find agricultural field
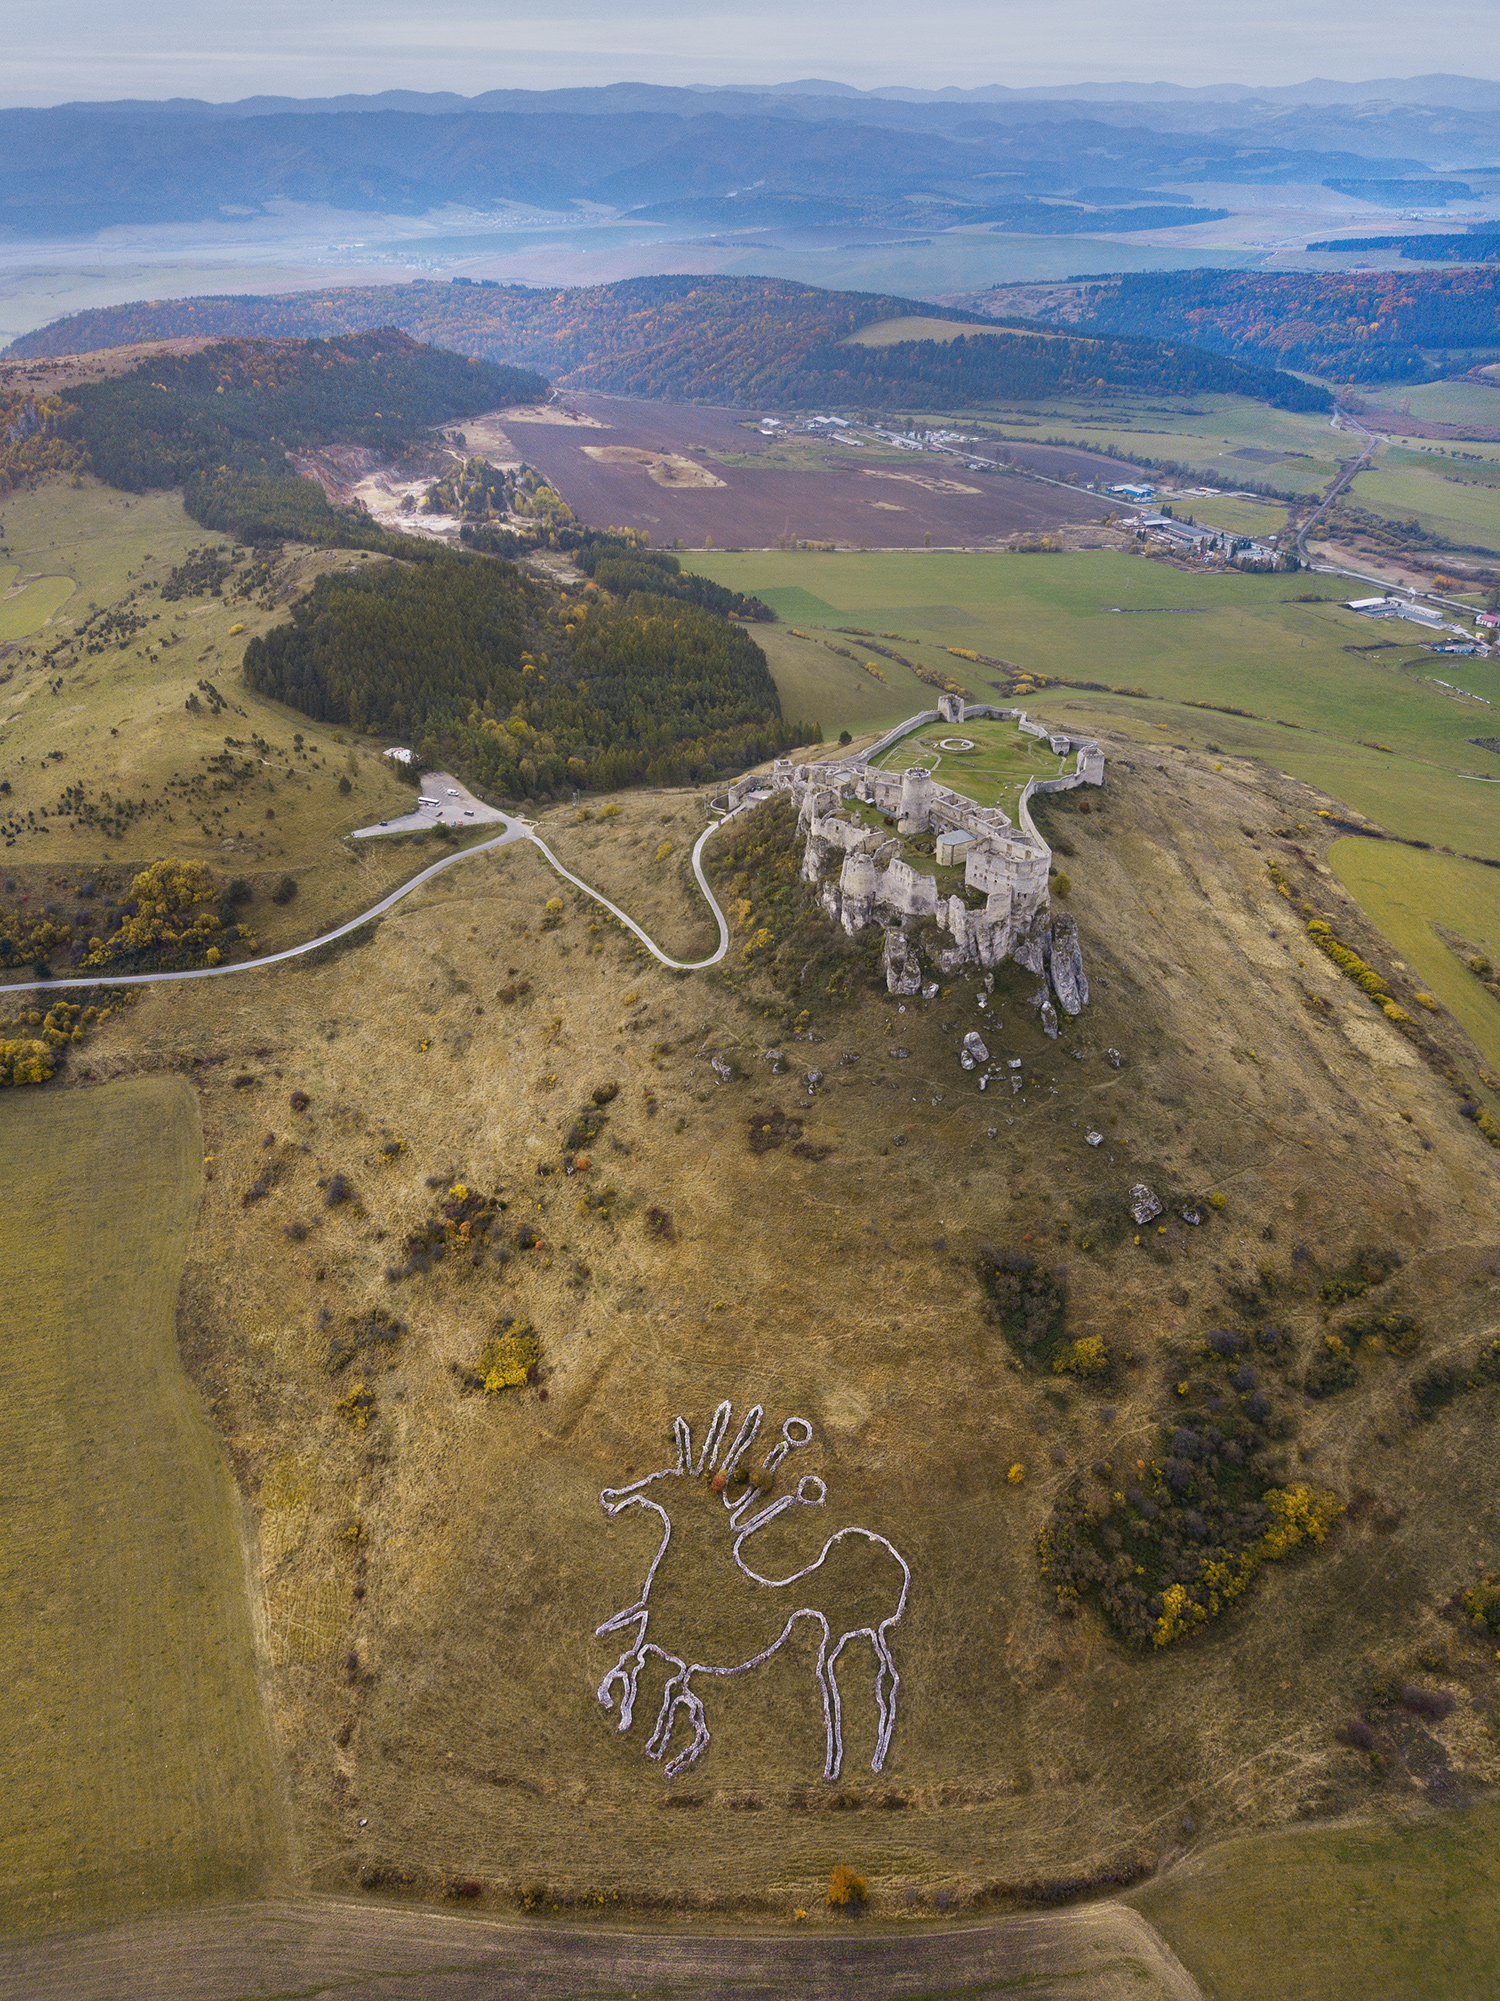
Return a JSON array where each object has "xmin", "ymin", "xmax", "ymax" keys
[
  {"xmin": 686, "ymin": 548, "xmax": 1500, "ymax": 864},
  {"xmin": 949, "ymin": 391, "xmax": 1345, "ymax": 498},
  {"xmin": 41, "ymin": 728, "xmax": 1497, "ymax": 1929},
  {"xmin": 1132, "ymin": 1800, "xmax": 1500, "ymax": 2001},
  {"xmin": 1347, "ymin": 453, "xmax": 1500, "ymax": 555},
  {"xmin": 507, "ymin": 396, "xmax": 1109, "ymax": 551},
  {"xmin": 0, "ymin": 1077, "xmax": 285, "ymax": 1936},
  {"xmin": 1364, "ymin": 378, "xmax": 1500, "ymax": 435}
]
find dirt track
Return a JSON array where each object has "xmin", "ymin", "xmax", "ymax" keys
[
  {"xmin": 0, "ymin": 1894, "xmax": 1204, "ymax": 2001},
  {"xmin": 505, "ymin": 395, "xmax": 1110, "ymax": 548}
]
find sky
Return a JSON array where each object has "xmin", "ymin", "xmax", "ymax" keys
[{"xmin": 2, "ymin": 0, "xmax": 1498, "ymax": 106}]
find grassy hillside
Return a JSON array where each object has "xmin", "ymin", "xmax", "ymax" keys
[
  {"xmin": 81, "ymin": 734, "xmax": 1500, "ymax": 1920},
  {"xmin": 0, "ymin": 1077, "xmax": 285, "ymax": 1936}
]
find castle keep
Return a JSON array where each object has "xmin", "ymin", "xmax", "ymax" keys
[{"xmin": 762, "ymin": 696, "xmax": 1104, "ymax": 1028}]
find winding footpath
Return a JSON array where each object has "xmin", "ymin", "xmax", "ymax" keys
[{"xmin": 0, "ymin": 801, "xmax": 757, "ymax": 1000}]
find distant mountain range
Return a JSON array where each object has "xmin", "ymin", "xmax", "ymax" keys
[{"xmin": 0, "ymin": 78, "xmax": 1495, "ymax": 242}]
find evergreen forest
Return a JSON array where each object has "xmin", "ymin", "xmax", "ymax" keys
[{"xmin": 242, "ymin": 555, "xmax": 808, "ymax": 796}]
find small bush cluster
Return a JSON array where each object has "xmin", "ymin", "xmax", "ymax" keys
[
  {"xmin": 457, "ymin": 1318, "xmax": 541, "ymax": 1394},
  {"xmin": 0, "ymin": 1037, "xmax": 54, "ymax": 1086},
  {"xmin": 1461, "ymin": 1576, "xmax": 1500, "ymax": 1635},
  {"xmin": 976, "ymin": 1248, "xmax": 1069, "ymax": 1370},
  {"xmin": 1041, "ymin": 1332, "xmax": 1341, "ymax": 1647},
  {"xmin": 826, "ymin": 1865, "xmax": 868, "ymax": 1910},
  {"xmin": 748, "ymin": 1107, "xmax": 803, "ymax": 1154},
  {"xmin": 1319, "ymin": 1245, "xmax": 1401, "ymax": 1307},
  {"xmin": 389, "ymin": 1180, "xmax": 506, "ymax": 1278},
  {"xmin": 1304, "ymin": 919, "xmax": 1415, "ymax": 1031},
  {"xmin": 326, "ymin": 1306, "xmax": 405, "ymax": 1375},
  {"xmin": 335, "ymin": 1381, "xmax": 377, "ymax": 1428}
]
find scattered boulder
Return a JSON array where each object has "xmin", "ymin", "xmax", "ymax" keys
[
  {"xmin": 1014, "ymin": 909, "xmax": 1050, "ymax": 976},
  {"xmin": 1048, "ymin": 911, "xmax": 1089, "ymax": 1017},
  {"xmin": 883, "ymin": 927, "xmax": 922, "ymax": 996},
  {"xmin": 1040, "ymin": 998, "xmax": 1059, "ymax": 1040},
  {"xmin": 1086, "ymin": 1130, "xmax": 1103, "ymax": 1147},
  {"xmin": 962, "ymin": 1030, "xmax": 990, "ymax": 1064},
  {"xmin": 1129, "ymin": 1184, "xmax": 1163, "ymax": 1225},
  {"xmin": 710, "ymin": 1053, "xmax": 733, "ymax": 1085}
]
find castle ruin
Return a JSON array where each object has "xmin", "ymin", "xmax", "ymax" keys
[{"xmin": 761, "ymin": 696, "xmax": 1104, "ymax": 1029}]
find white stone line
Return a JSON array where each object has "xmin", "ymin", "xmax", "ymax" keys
[
  {"xmin": 0, "ymin": 797, "xmax": 761, "ymax": 998},
  {"xmin": 594, "ymin": 1403, "xmax": 911, "ymax": 1781}
]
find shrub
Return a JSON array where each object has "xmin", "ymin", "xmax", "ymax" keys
[
  {"xmin": 1400, "ymin": 1685, "xmax": 1457, "ymax": 1721},
  {"xmin": 289, "ymin": 1089, "xmax": 311, "ymax": 1111},
  {"xmin": 1338, "ymin": 1717, "xmax": 1379, "ymax": 1752},
  {"xmin": 1304, "ymin": 1334, "xmax": 1358, "ymax": 1399},
  {"xmin": 977, "ymin": 1248, "xmax": 1067, "ymax": 1369},
  {"xmin": 271, "ymin": 874, "xmax": 299, "ymax": 904},
  {"xmin": 1320, "ymin": 1246, "xmax": 1400, "ymax": 1306},
  {"xmin": 1052, "ymin": 870, "xmax": 1071, "ymax": 899},
  {"xmin": 591, "ymin": 1079, "xmax": 619, "ymax": 1106},
  {"xmin": 1461, "ymin": 1577, "xmax": 1500, "ymax": 1635},
  {"xmin": 1342, "ymin": 1312, "xmax": 1422, "ymax": 1357},
  {"xmin": 749, "ymin": 1107, "xmax": 802, "ymax": 1153},
  {"xmin": 827, "ymin": 1865, "xmax": 868, "ymax": 1909},
  {"xmin": 335, "ymin": 1381, "xmax": 376, "ymax": 1427},
  {"xmin": 1053, "ymin": 1334, "xmax": 1110, "ymax": 1378},
  {"xmin": 1412, "ymin": 1362, "xmax": 1461, "ymax": 1417},
  {"xmin": 323, "ymin": 1172, "xmax": 355, "ymax": 1207},
  {"xmin": 655, "ymin": 840, "xmax": 674, "ymax": 861},
  {"xmin": 0, "ymin": 1038, "xmax": 57, "ymax": 1087},
  {"xmin": 475, "ymin": 1322, "xmax": 540, "ymax": 1392},
  {"xmin": 644, "ymin": 1205, "xmax": 675, "ymax": 1241}
]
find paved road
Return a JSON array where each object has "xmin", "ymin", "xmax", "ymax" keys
[
  {"xmin": 0, "ymin": 1893, "xmax": 1204, "ymax": 2001},
  {"xmin": 0, "ymin": 799, "xmax": 762, "ymax": 1001}
]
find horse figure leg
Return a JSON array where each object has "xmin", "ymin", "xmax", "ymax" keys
[{"xmin": 646, "ymin": 1657, "xmax": 710, "ymax": 1777}]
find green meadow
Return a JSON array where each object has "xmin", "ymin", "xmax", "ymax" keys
[
  {"xmin": 1329, "ymin": 838, "xmax": 1500, "ymax": 1076},
  {"xmin": 1132, "ymin": 1802, "xmax": 1500, "ymax": 2001},
  {"xmin": 1350, "ymin": 454, "xmax": 1500, "ymax": 554}
]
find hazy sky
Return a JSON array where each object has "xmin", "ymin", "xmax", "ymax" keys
[{"xmin": 3, "ymin": 0, "xmax": 1498, "ymax": 104}]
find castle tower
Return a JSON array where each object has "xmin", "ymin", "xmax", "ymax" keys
[
  {"xmin": 938, "ymin": 692, "xmax": 966, "ymax": 724},
  {"xmin": 898, "ymin": 766, "xmax": 935, "ymax": 834}
]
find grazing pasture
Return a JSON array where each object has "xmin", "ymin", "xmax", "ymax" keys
[
  {"xmin": 0, "ymin": 1076, "xmax": 284, "ymax": 1937},
  {"xmin": 1132, "ymin": 1801, "xmax": 1500, "ymax": 2001}
]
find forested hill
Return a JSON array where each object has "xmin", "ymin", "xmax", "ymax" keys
[
  {"xmin": 10, "ymin": 274, "xmax": 1327, "ymax": 412},
  {"xmin": 1049, "ymin": 267, "xmax": 1500, "ymax": 384},
  {"xmin": 243, "ymin": 555, "xmax": 805, "ymax": 795},
  {"xmin": 45, "ymin": 330, "xmax": 546, "ymax": 543}
]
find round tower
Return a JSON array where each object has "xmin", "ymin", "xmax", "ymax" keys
[{"xmin": 898, "ymin": 766, "xmax": 935, "ymax": 833}]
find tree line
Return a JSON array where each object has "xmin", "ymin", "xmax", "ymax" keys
[
  {"xmin": 10, "ymin": 272, "xmax": 1324, "ymax": 413},
  {"xmin": 1067, "ymin": 268, "xmax": 1500, "ymax": 385}
]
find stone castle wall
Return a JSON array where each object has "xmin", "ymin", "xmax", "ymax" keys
[{"xmin": 764, "ymin": 696, "xmax": 1103, "ymax": 1019}]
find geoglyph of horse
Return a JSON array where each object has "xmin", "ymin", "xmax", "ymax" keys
[{"xmin": 594, "ymin": 1401, "xmax": 910, "ymax": 1780}]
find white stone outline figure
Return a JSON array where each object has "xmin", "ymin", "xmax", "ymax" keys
[{"xmin": 594, "ymin": 1402, "xmax": 910, "ymax": 1780}]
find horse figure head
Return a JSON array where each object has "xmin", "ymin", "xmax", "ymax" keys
[{"xmin": 594, "ymin": 1400, "xmax": 908, "ymax": 1782}]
